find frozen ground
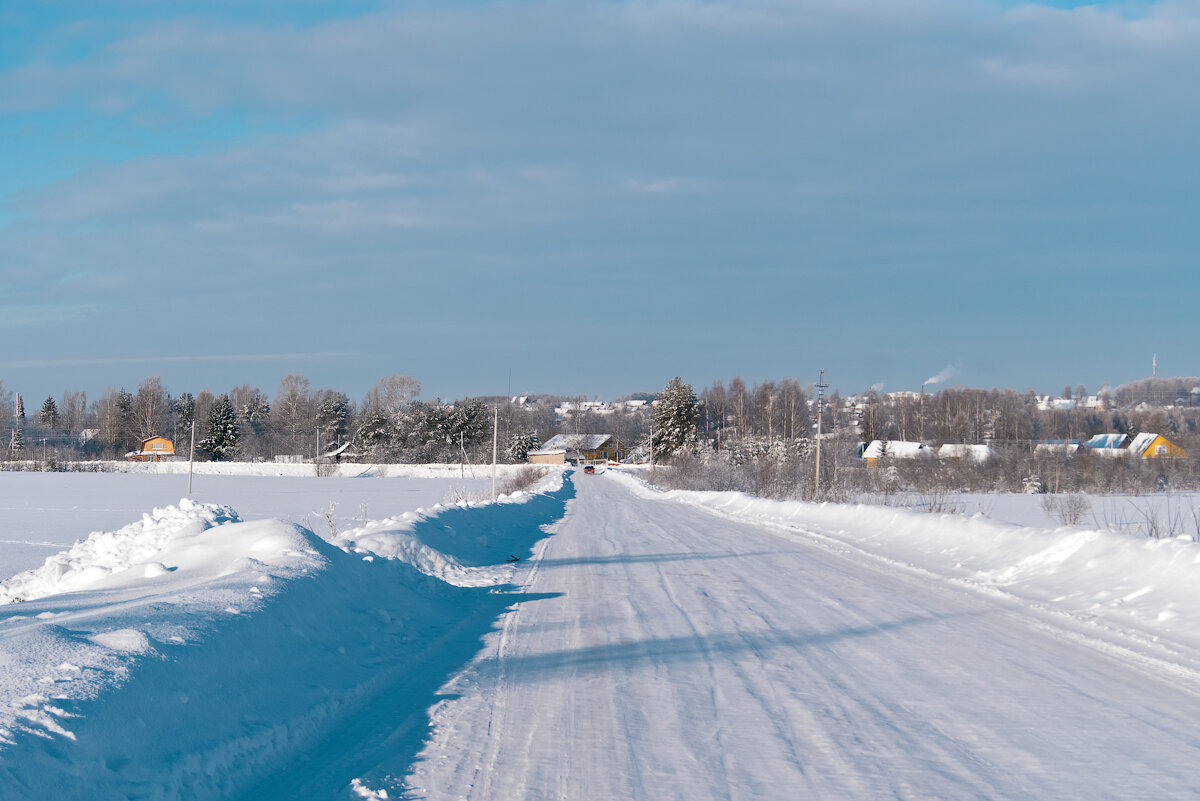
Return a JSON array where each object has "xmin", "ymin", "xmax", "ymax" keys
[
  {"xmin": 5, "ymin": 467, "xmax": 1200, "ymax": 798},
  {"xmin": 0, "ymin": 465, "xmax": 529, "ymax": 579}
]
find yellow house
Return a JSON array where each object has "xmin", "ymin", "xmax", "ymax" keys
[
  {"xmin": 127, "ymin": 436, "xmax": 176, "ymax": 462},
  {"xmin": 1129, "ymin": 433, "xmax": 1188, "ymax": 459}
]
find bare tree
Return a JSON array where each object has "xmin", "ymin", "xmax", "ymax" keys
[
  {"xmin": 362, "ymin": 374, "xmax": 421, "ymax": 419},
  {"xmin": 273, "ymin": 374, "xmax": 314, "ymax": 439},
  {"xmin": 133, "ymin": 376, "xmax": 170, "ymax": 440}
]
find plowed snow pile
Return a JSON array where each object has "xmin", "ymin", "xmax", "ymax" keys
[
  {"xmin": 0, "ymin": 500, "xmax": 325, "ymax": 748},
  {"xmin": 0, "ymin": 474, "xmax": 572, "ymax": 800}
]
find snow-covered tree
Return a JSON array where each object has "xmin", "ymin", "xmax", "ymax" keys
[
  {"xmin": 238, "ymin": 389, "xmax": 271, "ymax": 434},
  {"xmin": 507, "ymin": 431, "xmax": 541, "ymax": 462},
  {"xmin": 316, "ymin": 391, "xmax": 350, "ymax": 441},
  {"xmin": 15, "ymin": 394, "xmax": 24, "ymax": 426},
  {"xmin": 353, "ymin": 408, "xmax": 394, "ymax": 458},
  {"xmin": 10, "ymin": 426, "xmax": 22, "ymax": 452},
  {"xmin": 198, "ymin": 394, "xmax": 239, "ymax": 461},
  {"xmin": 38, "ymin": 396, "xmax": 59, "ymax": 430},
  {"xmin": 652, "ymin": 377, "xmax": 699, "ymax": 462}
]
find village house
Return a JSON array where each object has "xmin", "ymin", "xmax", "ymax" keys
[
  {"xmin": 1128, "ymin": 433, "xmax": 1188, "ymax": 459},
  {"xmin": 125, "ymin": 436, "xmax": 175, "ymax": 462},
  {"xmin": 858, "ymin": 440, "xmax": 929, "ymax": 467},
  {"xmin": 528, "ymin": 434, "xmax": 625, "ymax": 465}
]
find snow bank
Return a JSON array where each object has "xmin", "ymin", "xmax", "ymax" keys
[
  {"xmin": 334, "ymin": 468, "xmax": 567, "ymax": 586},
  {"xmin": 607, "ymin": 470, "xmax": 1200, "ymax": 658},
  {"xmin": 0, "ymin": 501, "xmax": 324, "ymax": 755},
  {"xmin": 0, "ymin": 473, "xmax": 573, "ymax": 798},
  {"xmin": 0, "ymin": 500, "xmax": 241, "ymax": 603}
]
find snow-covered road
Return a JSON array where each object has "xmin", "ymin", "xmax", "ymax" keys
[{"xmin": 400, "ymin": 471, "xmax": 1200, "ymax": 800}]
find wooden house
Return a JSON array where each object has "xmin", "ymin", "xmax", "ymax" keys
[
  {"xmin": 126, "ymin": 436, "xmax": 175, "ymax": 462},
  {"xmin": 529, "ymin": 434, "xmax": 625, "ymax": 464},
  {"xmin": 1128, "ymin": 433, "xmax": 1188, "ymax": 459},
  {"xmin": 858, "ymin": 440, "xmax": 929, "ymax": 467}
]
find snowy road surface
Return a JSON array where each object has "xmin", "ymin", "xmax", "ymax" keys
[{"xmin": 399, "ymin": 472, "xmax": 1200, "ymax": 800}]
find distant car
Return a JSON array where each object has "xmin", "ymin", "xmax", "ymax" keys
[{"xmin": 583, "ymin": 465, "xmax": 595, "ymax": 474}]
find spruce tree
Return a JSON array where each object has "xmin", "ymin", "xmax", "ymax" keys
[
  {"xmin": 652, "ymin": 377, "xmax": 699, "ymax": 462},
  {"xmin": 507, "ymin": 431, "xmax": 541, "ymax": 462},
  {"xmin": 316, "ymin": 392, "xmax": 350, "ymax": 441},
  {"xmin": 15, "ymin": 394, "xmax": 24, "ymax": 426},
  {"xmin": 39, "ymin": 396, "xmax": 60, "ymax": 430},
  {"xmin": 197, "ymin": 394, "xmax": 239, "ymax": 461}
]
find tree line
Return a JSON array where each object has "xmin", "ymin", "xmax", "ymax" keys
[{"xmin": 0, "ymin": 374, "xmax": 656, "ymax": 465}]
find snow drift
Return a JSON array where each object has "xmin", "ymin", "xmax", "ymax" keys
[{"xmin": 0, "ymin": 475, "xmax": 573, "ymax": 799}]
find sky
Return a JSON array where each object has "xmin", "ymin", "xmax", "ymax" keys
[{"xmin": 2, "ymin": 0, "xmax": 1197, "ymax": 404}]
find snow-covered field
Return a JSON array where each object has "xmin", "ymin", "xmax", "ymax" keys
[
  {"xmin": 0, "ymin": 464, "xmax": 536, "ymax": 578},
  {"xmin": 7, "ymin": 466, "xmax": 1200, "ymax": 798}
]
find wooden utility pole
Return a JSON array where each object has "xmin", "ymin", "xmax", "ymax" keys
[
  {"xmin": 815, "ymin": 369, "xmax": 828, "ymax": 498},
  {"xmin": 187, "ymin": 419, "xmax": 195, "ymax": 495},
  {"xmin": 491, "ymin": 406, "xmax": 499, "ymax": 501}
]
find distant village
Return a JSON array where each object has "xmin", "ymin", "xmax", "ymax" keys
[{"xmin": 3, "ymin": 374, "xmax": 1198, "ymax": 497}]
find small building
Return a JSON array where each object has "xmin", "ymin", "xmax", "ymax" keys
[
  {"xmin": 532, "ymin": 434, "xmax": 625, "ymax": 464},
  {"xmin": 1128, "ymin": 433, "xmax": 1188, "ymax": 459},
  {"xmin": 527, "ymin": 448, "xmax": 568, "ymax": 465},
  {"xmin": 859, "ymin": 440, "xmax": 929, "ymax": 466},
  {"xmin": 321, "ymin": 442, "xmax": 360, "ymax": 463},
  {"xmin": 1083, "ymin": 433, "xmax": 1129, "ymax": 455},
  {"xmin": 937, "ymin": 443, "xmax": 994, "ymax": 464},
  {"xmin": 1035, "ymin": 439, "xmax": 1080, "ymax": 455},
  {"xmin": 126, "ymin": 436, "xmax": 175, "ymax": 462}
]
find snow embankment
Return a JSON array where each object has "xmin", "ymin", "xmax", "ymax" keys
[
  {"xmin": 609, "ymin": 470, "xmax": 1200, "ymax": 658},
  {"xmin": 0, "ymin": 474, "xmax": 573, "ymax": 799},
  {"xmin": 0, "ymin": 500, "xmax": 324, "ymax": 750},
  {"xmin": 333, "ymin": 469, "xmax": 565, "ymax": 587}
]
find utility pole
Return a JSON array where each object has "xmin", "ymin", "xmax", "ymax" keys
[
  {"xmin": 491, "ymin": 406, "xmax": 498, "ymax": 501},
  {"xmin": 187, "ymin": 419, "xmax": 195, "ymax": 495},
  {"xmin": 815, "ymin": 369, "xmax": 828, "ymax": 498},
  {"xmin": 649, "ymin": 413, "xmax": 654, "ymax": 469}
]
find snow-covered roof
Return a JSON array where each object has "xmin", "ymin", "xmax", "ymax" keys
[
  {"xmin": 1083, "ymin": 434, "xmax": 1128, "ymax": 449},
  {"xmin": 527, "ymin": 448, "xmax": 567, "ymax": 456},
  {"xmin": 540, "ymin": 434, "xmax": 614, "ymax": 451},
  {"xmin": 861, "ymin": 440, "xmax": 928, "ymax": 460},
  {"xmin": 937, "ymin": 444, "xmax": 993, "ymax": 463},
  {"xmin": 1128, "ymin": 433, "xmax": 1160, "ymax": 457},
  {"xmin": 1035, "ymin": 440, "xmax": 1079, "ymax": 454}
]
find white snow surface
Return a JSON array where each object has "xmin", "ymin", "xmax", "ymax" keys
[
  {"xmin": 11, "ymin": 467, "xmax": 1200, "ymax": 797},
  {"xmin": 0, "ymin": 469, "xmax": 570, "ymax": 798}
]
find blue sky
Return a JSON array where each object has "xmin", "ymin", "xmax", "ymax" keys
[{"xmin": 2, "ymin": 0, "xmax": 1198, "ymax": 403}]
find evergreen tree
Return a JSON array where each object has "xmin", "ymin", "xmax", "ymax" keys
[
  {"xmin": 15, "ymin": 394, "xmax": 24, "ymax": 426},
  {"xmin": 652, "ymin": 377, "xmax": 699, "ymax": 462},
  {"xmin": 353, "ymin": 409, "xmax": 394, "ymax": 458},
  {"xmin": 174, "ymin": 393, "xmax": 195, "ymax": 436},
  {"xmin": 240, "ymin": 391, "xmax": 271, "ymax": 434},
  {"xmin": 507, "ymin": 431, "xmax": 541, "ymax": 462},
  {"xmin": 197, "ymin": 394, "xmax": 239, "ymax": 461},
  {"xmin": 10, "ymin": 426, "xmax": 22, "ymax": 452},
  {"xmin": 316, "ymin": 392, "xmax": 351, "ymax": 441},
  {"xmin": 39, "ymin": 396, "xmax": 60, "ymax": 430},
  {"xmin": 115, "ymin": 388, "xmax": 135, "ymax": 451}
]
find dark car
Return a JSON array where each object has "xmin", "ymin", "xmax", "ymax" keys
[{"xmin": 583, "ymin": 465, "xmax": 596, "ymax": 474}]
